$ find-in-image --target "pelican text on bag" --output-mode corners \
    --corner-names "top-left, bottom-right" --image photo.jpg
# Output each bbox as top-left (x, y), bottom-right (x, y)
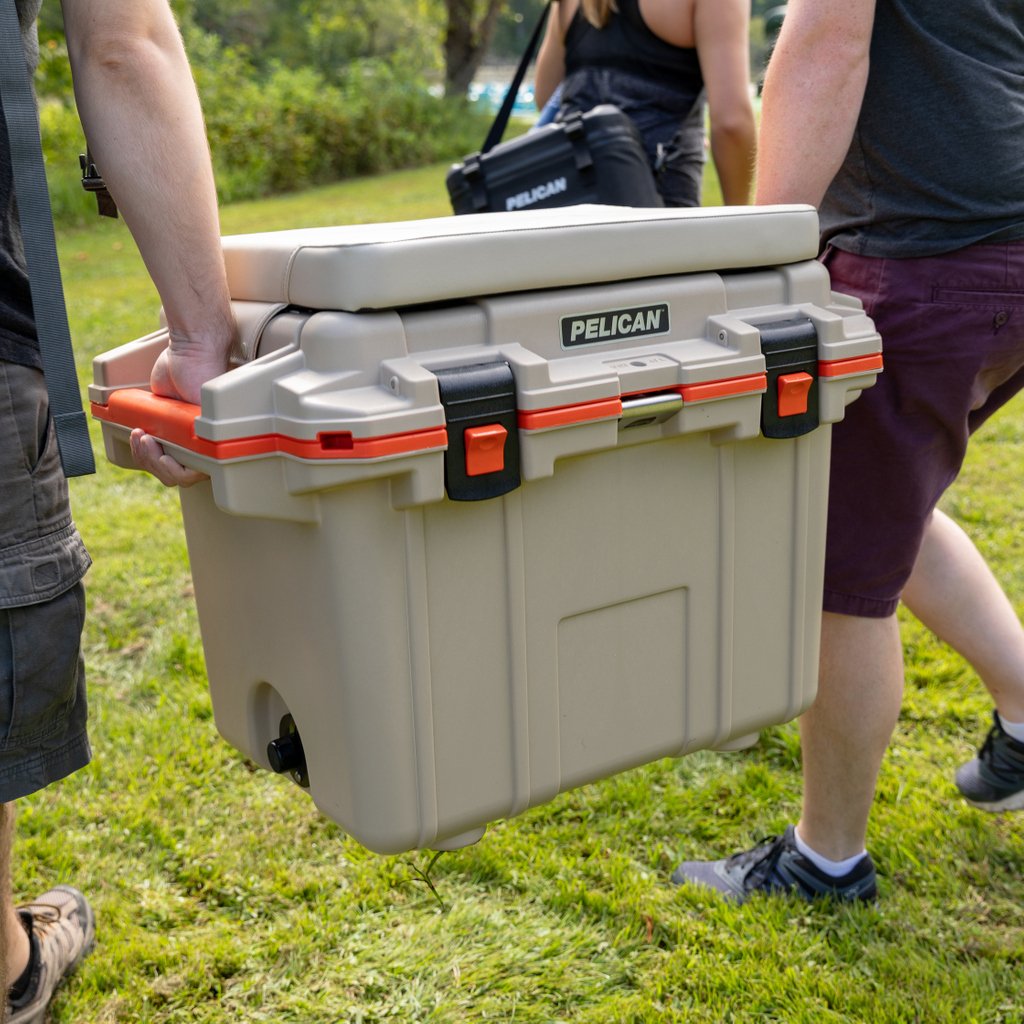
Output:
top-left (505, 176), bottom-right (569, 210)
top-left (561, 303), bottom-right (670, 348)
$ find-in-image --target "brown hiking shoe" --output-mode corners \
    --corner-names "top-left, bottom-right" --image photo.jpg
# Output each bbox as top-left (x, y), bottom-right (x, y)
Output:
top-left (7, 885), bottom-right (95, 1024)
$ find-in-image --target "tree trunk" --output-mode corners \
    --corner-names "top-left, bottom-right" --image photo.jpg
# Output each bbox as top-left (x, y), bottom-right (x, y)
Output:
top-left (444, 0), bottom-right (505, 98)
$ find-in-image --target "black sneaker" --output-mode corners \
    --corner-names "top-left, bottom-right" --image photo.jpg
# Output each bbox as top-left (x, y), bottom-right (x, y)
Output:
top-left (671, 826), bottom-right (877, 903)
top-left (956, 712), bottom-right (1024, 812)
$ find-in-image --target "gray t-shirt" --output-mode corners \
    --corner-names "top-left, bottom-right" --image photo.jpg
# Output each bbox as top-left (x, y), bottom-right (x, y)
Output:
top-left (820, 0), bottom-right (1024, 258)
top-left (17, 0), bottom-right (42, 71)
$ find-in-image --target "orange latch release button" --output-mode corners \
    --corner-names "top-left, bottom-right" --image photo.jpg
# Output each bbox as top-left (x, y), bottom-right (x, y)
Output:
top-left (464, 423), bottom-right (508, 477)
top-left (777, 372), bottom-right (814, 417)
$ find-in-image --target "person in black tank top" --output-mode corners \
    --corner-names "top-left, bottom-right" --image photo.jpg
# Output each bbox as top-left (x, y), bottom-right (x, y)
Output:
top-left (535, 0), bottom-right (755, 207)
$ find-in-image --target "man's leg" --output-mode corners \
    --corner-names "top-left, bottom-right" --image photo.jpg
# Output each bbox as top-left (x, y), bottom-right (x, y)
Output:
top-left (670, 611), bottom-right (895, 901)
top-left (902, 509), bottom-right (1024, 720)
top-left (672, 243), bottom-right (1024, 899)
top-left (0, 797), bottom-right (95, 1023)
top-left (903, 508), bottom-right (1024, 810)
top-left (0, 803), bottom-right (30, 1013)
top-left (797, 611), bottom-right (905, 859)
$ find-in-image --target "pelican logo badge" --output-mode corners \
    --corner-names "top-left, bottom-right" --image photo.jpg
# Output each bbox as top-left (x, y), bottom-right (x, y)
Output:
top-left (561, 303), bottom-right (670, 348)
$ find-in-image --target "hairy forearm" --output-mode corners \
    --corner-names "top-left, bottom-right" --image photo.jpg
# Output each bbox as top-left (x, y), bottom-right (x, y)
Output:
top-left (62, 1), bottom-right (233, 357)
top-left (755, 0), bottom-right (874, 207)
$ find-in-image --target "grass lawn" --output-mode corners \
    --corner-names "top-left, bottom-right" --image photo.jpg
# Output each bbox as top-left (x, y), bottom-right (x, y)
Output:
top-left (26, 160), bottom-right (1024, 1022)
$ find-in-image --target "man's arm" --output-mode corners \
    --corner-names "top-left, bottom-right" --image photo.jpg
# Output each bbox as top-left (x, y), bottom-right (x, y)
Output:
top-left (61, 0), bottom-right (234, 485)
top-left (755, 0), bottom-right (876, 207)
top-left (693, 0), bottom-right (757, 205)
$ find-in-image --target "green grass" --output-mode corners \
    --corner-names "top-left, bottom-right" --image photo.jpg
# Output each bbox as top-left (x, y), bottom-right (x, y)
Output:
top-left (28, 160), bottom-right (1024, 1022)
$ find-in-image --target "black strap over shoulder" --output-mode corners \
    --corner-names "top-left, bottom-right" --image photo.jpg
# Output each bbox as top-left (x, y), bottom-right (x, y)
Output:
top-left (0, 0), bottom-right (95, 477)
top-left (481, 0), bottom-right (553, 154)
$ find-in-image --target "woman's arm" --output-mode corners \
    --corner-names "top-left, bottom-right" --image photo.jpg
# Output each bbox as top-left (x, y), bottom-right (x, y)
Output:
top-left (535, 1), bottom-right (570, 108)
top-left (694, 0), bottom-right (757, 205)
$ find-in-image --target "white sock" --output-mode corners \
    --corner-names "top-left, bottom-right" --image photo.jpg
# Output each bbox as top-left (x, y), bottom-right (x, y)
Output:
top-left (999, 715), bottom-right (1024, 743)
top-left (793, 826), bottom-right (867, 878)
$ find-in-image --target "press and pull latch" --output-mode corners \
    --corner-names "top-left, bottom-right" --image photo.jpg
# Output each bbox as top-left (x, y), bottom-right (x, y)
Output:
top-left (756, 316), bottom-right (820, 439)
top-left (619, 317), bottom-right (822, 439)
top-left (431, 321), bottom-right (820, 499)
top-left (435, 361), bottom-right (521, 502)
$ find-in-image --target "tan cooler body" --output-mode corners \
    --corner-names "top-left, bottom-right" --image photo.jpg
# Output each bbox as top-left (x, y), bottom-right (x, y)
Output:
top-left (91, 205), bottom-right (882, 854)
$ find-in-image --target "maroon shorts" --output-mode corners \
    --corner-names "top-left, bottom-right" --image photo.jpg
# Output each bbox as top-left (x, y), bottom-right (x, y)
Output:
top-left (822, 241), bottom-right (1024, 618)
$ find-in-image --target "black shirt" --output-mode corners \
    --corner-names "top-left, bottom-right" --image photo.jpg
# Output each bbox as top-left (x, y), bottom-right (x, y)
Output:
top-left (563, 0), bottom-right (703, 100)
top-left (0, 0), bottom-right (44, 369)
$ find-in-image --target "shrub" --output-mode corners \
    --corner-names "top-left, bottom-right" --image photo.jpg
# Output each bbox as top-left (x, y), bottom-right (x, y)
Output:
top-left (40, 26), bottom-right (492, 223)
top-left (189, 29), bottom-right (490, 205)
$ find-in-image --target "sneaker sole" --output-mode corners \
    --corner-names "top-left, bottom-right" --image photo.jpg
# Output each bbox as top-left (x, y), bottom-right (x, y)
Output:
top-left (962, 789), bottom-right (1024, 813)
top-left (52, 885), bottom-right (97, 976)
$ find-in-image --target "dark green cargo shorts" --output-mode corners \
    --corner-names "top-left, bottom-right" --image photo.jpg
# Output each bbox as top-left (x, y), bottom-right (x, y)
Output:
top-left (0, 360), bottom-right (92, 801)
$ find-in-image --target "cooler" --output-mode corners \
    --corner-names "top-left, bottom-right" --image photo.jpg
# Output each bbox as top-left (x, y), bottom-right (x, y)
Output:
top-left (90, 204), bottom-right (882, 854)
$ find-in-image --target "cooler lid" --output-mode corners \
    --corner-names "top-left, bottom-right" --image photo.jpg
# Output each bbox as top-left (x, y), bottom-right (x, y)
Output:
top-left (220, 204), bottom-right (820, 313)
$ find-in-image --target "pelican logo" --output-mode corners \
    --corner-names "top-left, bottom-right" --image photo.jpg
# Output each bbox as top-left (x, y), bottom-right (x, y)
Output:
top-left (505, 177), bottom-right (569, 210)
top-left (561, 303), bottom-right (670, 348)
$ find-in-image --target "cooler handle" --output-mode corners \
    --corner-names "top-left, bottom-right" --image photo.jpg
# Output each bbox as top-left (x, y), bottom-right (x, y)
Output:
top-left (98, 388), bottom-right (200, 448)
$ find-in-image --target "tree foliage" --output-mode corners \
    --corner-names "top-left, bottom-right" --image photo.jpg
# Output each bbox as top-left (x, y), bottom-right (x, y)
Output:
top-left (35, 0), bottom-right (767, 217)
top-left (176, 0), bottom-right (443, 82)
top-left (177, 0), bottom-right (544, 101)
top-left (489, 0), bottom-right (546, 59)
top-left (36, 0), bottom-right (493, 220)
top-left (38, 0), bottom-right (770, 103)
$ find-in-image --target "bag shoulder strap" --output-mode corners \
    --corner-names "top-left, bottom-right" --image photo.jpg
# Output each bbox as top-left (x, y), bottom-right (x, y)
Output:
top-left (0, 0), bottom-right (94, 477)
top-left (481, 1), bottom-right (553, 154)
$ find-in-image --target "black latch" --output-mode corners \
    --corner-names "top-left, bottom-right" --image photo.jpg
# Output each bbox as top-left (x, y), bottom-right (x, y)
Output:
top-left (757, 317), bottom-right (819, 439)
top-left (435, 361), bottom-right (520, 501)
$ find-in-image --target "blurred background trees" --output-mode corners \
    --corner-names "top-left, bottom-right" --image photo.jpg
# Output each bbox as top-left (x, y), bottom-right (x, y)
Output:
top-left (37, 0), bottom-right (778, 222)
